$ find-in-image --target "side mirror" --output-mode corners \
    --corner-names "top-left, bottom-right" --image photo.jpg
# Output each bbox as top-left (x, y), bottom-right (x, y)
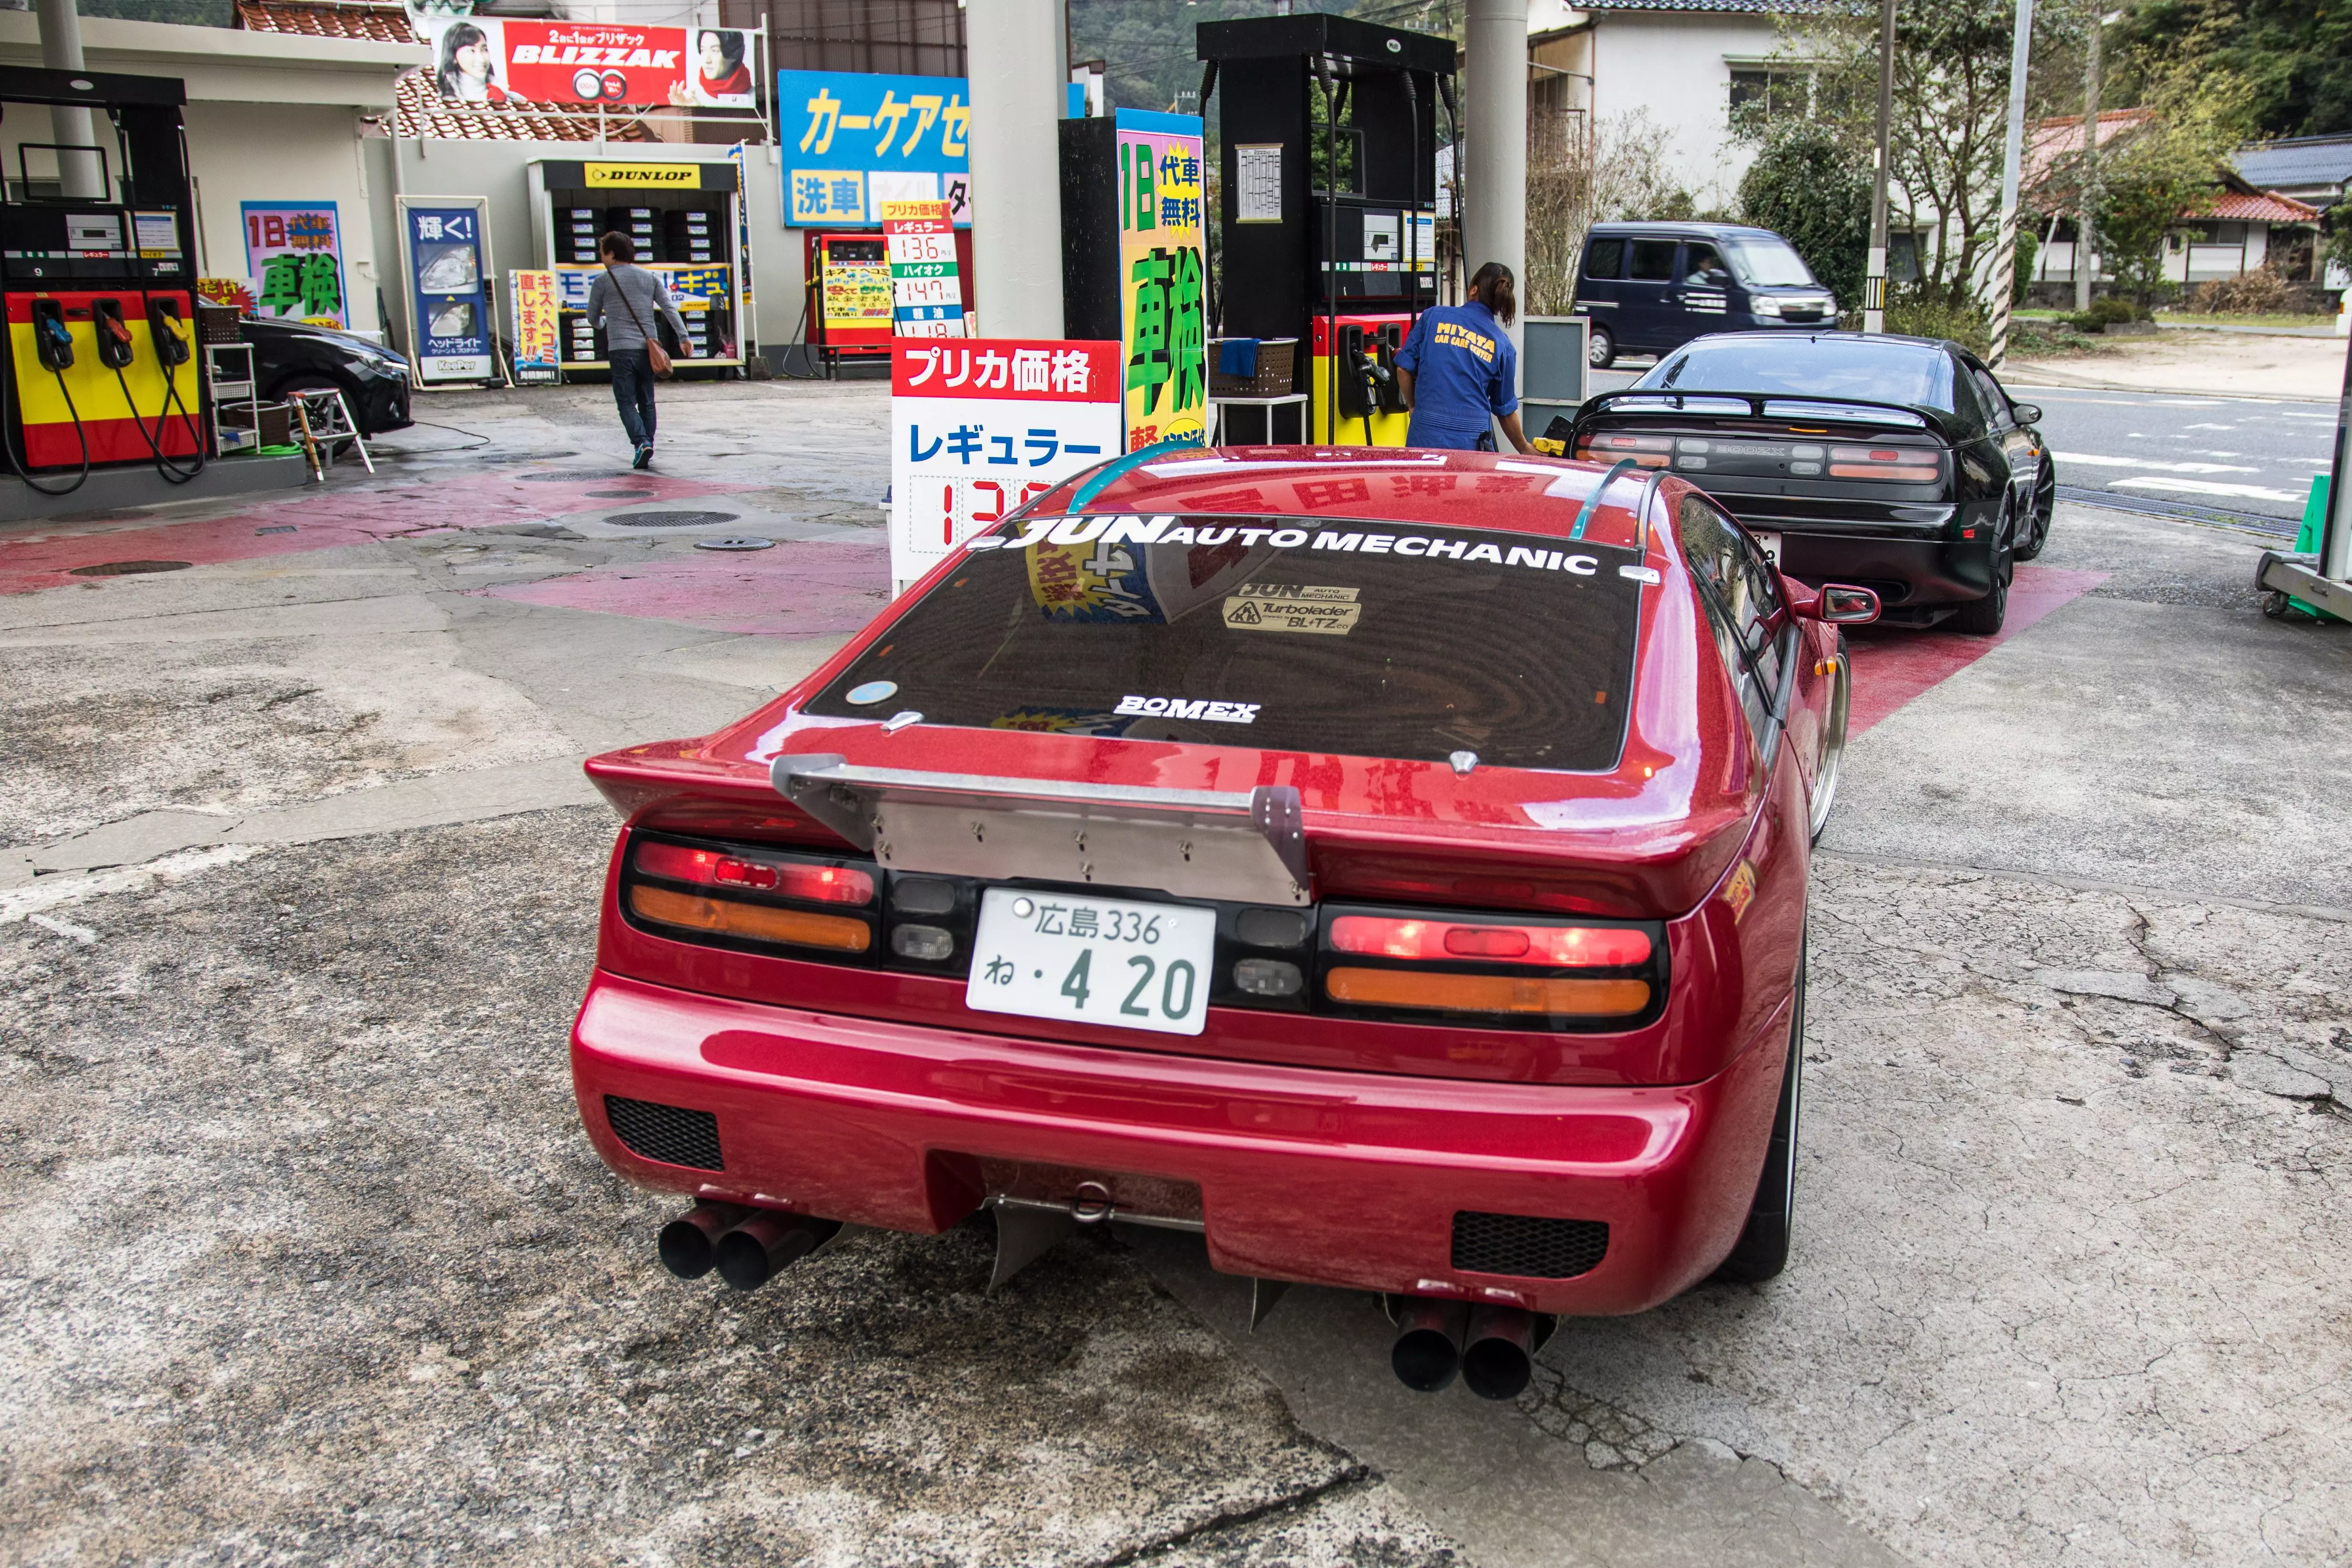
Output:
top-left (1783, 578), bottom-right (1881, 625)
top-left (2009, 403), bottom-right (2042, 425)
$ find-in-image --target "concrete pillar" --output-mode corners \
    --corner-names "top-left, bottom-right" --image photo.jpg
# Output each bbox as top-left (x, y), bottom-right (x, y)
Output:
top-left (1464, 0), bottom-right (1528, 357)
top-left (34, 0), bottom-right (107, 199)
top-left (965, 0), bottom-right (1066, 339)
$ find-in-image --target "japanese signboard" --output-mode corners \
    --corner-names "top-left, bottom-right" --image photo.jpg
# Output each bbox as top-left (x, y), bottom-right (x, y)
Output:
top-left (510, 269), bottom-right (560, 382)
top-left (779, 69), bottom-right (971, 227)
top-left (882, 200), bottom-right (964, 338)
top-left (398, 197), bottom-right (497, 386)
top-left (1114, 109), bottom-right (1207, 451)
top-left (889, 338), bottom-right (1121, 593)
top-left (419, 18), bottom-right (749, 109)
top-left (241, 201), bottom-right (346, 330)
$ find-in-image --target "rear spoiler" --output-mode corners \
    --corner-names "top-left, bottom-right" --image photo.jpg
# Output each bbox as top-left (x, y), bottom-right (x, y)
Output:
top-left (1574, 390), bottom-right (1948, 438)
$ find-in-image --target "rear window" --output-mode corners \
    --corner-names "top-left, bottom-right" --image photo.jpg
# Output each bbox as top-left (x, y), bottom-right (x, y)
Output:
top-left (1583, 237), bottom-right (1625, 279)
top-left (805, 519), bottom-right (1646, 773)
top-left (1628, 240), bottom-right (1679, 281)
top-left (1639, 338), bottom-right (1956, 411)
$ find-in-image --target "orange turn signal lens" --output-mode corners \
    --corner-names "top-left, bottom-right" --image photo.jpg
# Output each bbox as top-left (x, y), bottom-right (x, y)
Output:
top-left (1329, 915), bottom-right (1651, 968)
top-left (630, 884), bottom-right (872, 952)
top-left (1325, 967), bottom-right (1651, 1017)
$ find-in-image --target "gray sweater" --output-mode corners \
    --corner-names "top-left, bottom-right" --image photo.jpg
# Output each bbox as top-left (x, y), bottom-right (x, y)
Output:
top-left (586, 264), bottom-right (689, 353)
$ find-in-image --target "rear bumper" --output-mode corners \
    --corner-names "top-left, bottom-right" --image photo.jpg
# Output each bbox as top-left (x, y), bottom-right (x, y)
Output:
top-left (571, 971), bottom-right (1790, 1315)
top-left (1757, 525), bottom-right (1994, 606)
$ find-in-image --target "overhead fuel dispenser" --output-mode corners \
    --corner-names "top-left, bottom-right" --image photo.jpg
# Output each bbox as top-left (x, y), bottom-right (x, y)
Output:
top-left (1196, 14), bottom-right (1451, 447)
top-left (1, 66), bottom-right (205, 499)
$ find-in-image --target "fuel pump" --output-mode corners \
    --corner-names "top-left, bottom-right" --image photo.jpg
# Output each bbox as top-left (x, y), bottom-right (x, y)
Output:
top-left (1, 66), bottom-right (205, 508)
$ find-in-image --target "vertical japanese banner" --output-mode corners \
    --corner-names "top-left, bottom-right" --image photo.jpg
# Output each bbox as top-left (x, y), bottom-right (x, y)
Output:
top-left (1114, 109), bottom-right (1207, 451)
top-left (398, 197), bottom-right (498, 386)
top-left (510, 270), bottom-right (561, 382)
top-left (729, 141), bottom-right (755, 361)
top-left (240, 201), bottom-right (347, 329)
top-left (882, 200), bottom-right (965, 338)
top-left (888, 338), bottom-right (1122, 594)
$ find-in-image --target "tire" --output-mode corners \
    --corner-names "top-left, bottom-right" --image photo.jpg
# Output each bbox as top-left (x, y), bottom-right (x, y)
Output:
top-left (1808, 638), bottom-right (1849, 845)
top-left (1713, 941), bottom-right (1805, 1285)
top-left (2012, 458), bottom-right (2055, 562)
top-left (1588, 325), bottom-right (1616, 369)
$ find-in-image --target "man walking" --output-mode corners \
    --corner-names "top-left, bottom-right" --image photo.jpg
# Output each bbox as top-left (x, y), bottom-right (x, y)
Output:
top-left (587, 233), bottom-right (689, 470)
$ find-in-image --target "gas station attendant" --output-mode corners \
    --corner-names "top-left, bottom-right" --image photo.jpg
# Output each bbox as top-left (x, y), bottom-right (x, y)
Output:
top-left (1394, 261), bottom-right (1535, 454)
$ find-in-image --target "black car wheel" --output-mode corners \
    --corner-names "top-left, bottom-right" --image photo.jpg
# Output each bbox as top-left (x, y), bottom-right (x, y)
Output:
top-left (1588, 325), bottom-right (1616, 369)
top-left (2013, 458), bottom-right (2055, 562)
top-left (1808, 639), bottom-right (1849, 845)
top-left (1713, 938), bottom-right (1805, 1284)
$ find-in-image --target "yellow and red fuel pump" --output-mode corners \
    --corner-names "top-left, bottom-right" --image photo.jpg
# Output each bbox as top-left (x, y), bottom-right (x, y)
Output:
top-left (1, 66), bottom-right (205, 499)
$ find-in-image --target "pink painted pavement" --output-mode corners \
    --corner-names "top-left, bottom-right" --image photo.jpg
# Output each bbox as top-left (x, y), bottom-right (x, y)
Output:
top-left (477, 540), bottom-right (890, 637)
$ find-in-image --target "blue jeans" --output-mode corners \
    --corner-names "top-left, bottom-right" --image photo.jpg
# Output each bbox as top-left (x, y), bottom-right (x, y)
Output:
top-left (610, 348), bottom-right (657, 448)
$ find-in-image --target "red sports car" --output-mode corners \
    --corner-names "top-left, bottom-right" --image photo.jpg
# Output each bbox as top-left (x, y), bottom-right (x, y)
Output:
top-left (571, 446), bottom-right (1878, 1400)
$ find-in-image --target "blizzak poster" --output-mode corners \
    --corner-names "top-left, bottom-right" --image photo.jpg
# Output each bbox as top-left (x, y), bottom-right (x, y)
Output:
top-left (1114, 109), bottom-right (1207, 451)
top-left (420, 17), bottom-right (748, 109)
top-left (241, 202), bottom-right (346, 330)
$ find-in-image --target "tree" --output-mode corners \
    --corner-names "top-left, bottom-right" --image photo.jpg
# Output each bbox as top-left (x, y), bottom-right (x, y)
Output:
top-left (1737, 120), bottom-right (1872, 306)
top-left (1524, 110), bottom-right (1687, 314)
top-left (2081, 72), bottom-right (2257, 310)
top-left (2112, 0), bottom-right (2352, 139)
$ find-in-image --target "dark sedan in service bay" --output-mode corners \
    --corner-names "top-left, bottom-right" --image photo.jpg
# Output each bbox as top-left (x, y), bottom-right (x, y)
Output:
top-left (240, 316), bottom-right (414, 435)
top-left (1566, 333), bottom-right (2055, 633)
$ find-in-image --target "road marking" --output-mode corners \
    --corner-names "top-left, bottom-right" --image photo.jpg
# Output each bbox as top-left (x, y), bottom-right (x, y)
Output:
top-left (2182, 422), bottom-right (2242, 431)
top-left (2108, 477), bottom-right (2306, 502)
top-left (2054, 452), bottom-right (2258, 474)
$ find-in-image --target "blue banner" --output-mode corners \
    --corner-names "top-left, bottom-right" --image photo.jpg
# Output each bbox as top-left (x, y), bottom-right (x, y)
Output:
top-left (404, 202), bottom-right (494, 385)
top-left (778, 69), bottom-right (971, 228)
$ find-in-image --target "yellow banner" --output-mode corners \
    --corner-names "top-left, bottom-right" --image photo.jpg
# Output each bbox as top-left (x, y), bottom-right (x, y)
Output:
top-left (1116, 120), bottom-right (1207, 451)
top-left (583, 164), bottom-right (700, 188)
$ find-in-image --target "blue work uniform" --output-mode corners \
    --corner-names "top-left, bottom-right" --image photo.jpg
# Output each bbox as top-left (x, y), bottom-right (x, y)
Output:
top-left (1394, 301), bottom-right (1518, 450)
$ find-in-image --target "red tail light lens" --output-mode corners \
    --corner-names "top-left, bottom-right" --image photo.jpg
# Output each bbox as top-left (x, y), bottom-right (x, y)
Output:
top-left (1330, 915), bottom-right (1652, 968)
top-left (1827, 445), bottom-right (1941, 482)
top-left (1574, 433), bottom-right (1672, 468)
top-left (634, 840), bottom-right (875, 905)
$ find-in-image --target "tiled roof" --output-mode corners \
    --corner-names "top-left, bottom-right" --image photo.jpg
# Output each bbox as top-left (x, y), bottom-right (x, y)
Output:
top-left (235, 0), bottom-right (654, 141)
top-left (1576, 0), bottom-right (1840, 11)
top-left (2194, 188), bottom-right (2321, 224)
top-left (2230, 135), bottom-right (2352, 196)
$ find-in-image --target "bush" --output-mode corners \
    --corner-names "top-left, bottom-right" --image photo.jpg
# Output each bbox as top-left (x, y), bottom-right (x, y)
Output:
top-left (2189, 265), bottom-right (2296, 314)
top-left (1885, 293), bottom-right (1991, 355)
top-left (2065, 296), bottom-right (2147, 332)
top-left (2010, 226), bottom-right (2039, 307)
top-left (1737, 123), bottom-right (1872, 307)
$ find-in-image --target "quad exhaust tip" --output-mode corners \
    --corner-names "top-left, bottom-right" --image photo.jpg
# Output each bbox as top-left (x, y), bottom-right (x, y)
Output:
top-left (659, 1202), bottom-right (841, 1289)
top-left (1391, 1298), bottom-right (1540, 1400)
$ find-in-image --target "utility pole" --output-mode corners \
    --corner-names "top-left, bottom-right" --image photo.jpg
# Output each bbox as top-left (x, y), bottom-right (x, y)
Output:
top-left (2075, 10), bottom-right (2113, 313)
top-left (1863, 0), bottom-right (1895, 334)
top-left (34, 0), bottom-right (108, 199)
top-left (1986, 0), bottom-right (2035, 369)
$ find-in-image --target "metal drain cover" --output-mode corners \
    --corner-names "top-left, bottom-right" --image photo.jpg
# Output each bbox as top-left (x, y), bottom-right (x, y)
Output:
top-left (481, 450), bottom-right (579, 464)
top-left (519, 469), bottom-right (636, 482)
top-left (603, 511), bottom-right (740, 529)
top-left (583, 488), bottom-right (657, 498)
top-left (694, 536), bottom-right (775, 552)
top-left (71, 560), bottom-right (192, 576)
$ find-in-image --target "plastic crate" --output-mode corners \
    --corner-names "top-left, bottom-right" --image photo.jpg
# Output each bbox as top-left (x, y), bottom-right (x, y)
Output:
top-left (1210, 337), bottom-right (1296, 397)
top-left (197, 303), bottom-right (243, 346)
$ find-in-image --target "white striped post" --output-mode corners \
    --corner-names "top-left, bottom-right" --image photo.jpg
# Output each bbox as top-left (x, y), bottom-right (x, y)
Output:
top-left (1987, 0), bottom-right (2036, 370)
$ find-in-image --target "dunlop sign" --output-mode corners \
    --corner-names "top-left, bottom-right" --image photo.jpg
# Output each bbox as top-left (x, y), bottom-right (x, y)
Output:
top-left (584, 164), bottom-right (700, 188)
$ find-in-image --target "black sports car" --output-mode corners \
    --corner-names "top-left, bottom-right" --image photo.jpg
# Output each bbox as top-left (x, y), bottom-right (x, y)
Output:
top-left (239, 317), bottom-right (414, 436)
top-left (1564, 333), bottom-right (2055, 633)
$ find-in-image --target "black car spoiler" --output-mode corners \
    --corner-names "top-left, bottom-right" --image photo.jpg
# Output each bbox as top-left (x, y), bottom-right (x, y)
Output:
top-left (1574, 390), bottom-right (1955, 441)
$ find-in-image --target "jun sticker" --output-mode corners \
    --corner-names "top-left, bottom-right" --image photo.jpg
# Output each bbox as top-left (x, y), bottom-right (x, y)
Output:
top-left (1222, 583), bottom-right (1361, 636)
top-left (1113, 695), bottom-right (1261, 723)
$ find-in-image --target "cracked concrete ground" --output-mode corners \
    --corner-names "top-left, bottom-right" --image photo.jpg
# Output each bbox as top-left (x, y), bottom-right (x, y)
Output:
top-left (4, 382), bottom-right (2351, 1565)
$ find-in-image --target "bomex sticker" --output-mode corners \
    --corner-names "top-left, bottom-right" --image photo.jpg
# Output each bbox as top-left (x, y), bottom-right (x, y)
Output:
top-left (1114, 695), bottom-right (1261, 723)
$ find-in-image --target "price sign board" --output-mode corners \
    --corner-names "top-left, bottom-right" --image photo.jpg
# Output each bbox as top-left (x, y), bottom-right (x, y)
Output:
top-left (882, 199), bottom-right (965, 338)
top-left (889, 337), bottom-right (1122, 594)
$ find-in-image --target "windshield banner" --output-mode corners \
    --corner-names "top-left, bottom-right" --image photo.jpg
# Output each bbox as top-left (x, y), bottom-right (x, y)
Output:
top-left (890, 337), bottom-right (1121, 594)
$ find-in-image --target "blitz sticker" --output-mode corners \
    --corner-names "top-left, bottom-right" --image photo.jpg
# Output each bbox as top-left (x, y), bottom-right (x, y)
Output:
top-left (1222, 583), bottom-right (1361, 636)
top-left (1722, 859), bottom-right (1758, 923)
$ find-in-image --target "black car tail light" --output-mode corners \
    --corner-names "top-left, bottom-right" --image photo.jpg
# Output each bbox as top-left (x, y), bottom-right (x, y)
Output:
top-left (1827, 444), bottom-right (1943, 483)
top-left (1576, 432), bottom-right (1672, 466)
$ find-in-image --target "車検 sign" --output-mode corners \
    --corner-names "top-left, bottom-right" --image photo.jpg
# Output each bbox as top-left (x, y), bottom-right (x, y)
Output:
top-left (780, 69), bottom-right (971, 227)
top-left (241, 201), bottom-right (345, 329)
top-left (889, 337), bottom-right (1120, 593)
top-left (1115, 109), bottom-right (1207, 451)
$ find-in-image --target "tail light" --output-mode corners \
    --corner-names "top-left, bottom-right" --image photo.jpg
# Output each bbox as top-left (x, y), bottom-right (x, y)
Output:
top-left (1828, 445), bottom-right (1942, 482)
top-left (624, 833), bottom-right (882, 960)
top-left (1319, 905), bottom-right (1662, 1028)
top-left (1574, 432), bottom-right (1672, 468)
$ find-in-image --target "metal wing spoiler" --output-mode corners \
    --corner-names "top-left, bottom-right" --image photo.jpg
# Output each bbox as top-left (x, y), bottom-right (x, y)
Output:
top-left (771, 754), bottom-right (1310, 907)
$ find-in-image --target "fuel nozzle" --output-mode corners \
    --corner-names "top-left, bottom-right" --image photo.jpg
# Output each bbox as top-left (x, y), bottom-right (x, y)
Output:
top-left (93, 298), bottom-right (137, 369)
top-left (30, 299), bottom-right (75, 372)
top-left (145, 297), bottom-right (191, 367)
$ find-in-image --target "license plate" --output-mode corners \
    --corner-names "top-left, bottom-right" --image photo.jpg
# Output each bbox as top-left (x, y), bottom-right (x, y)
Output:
top-left (965, 888), bottom-right (1217, 1036)
top-left (1752, 531), bottom-right (1783, 566)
